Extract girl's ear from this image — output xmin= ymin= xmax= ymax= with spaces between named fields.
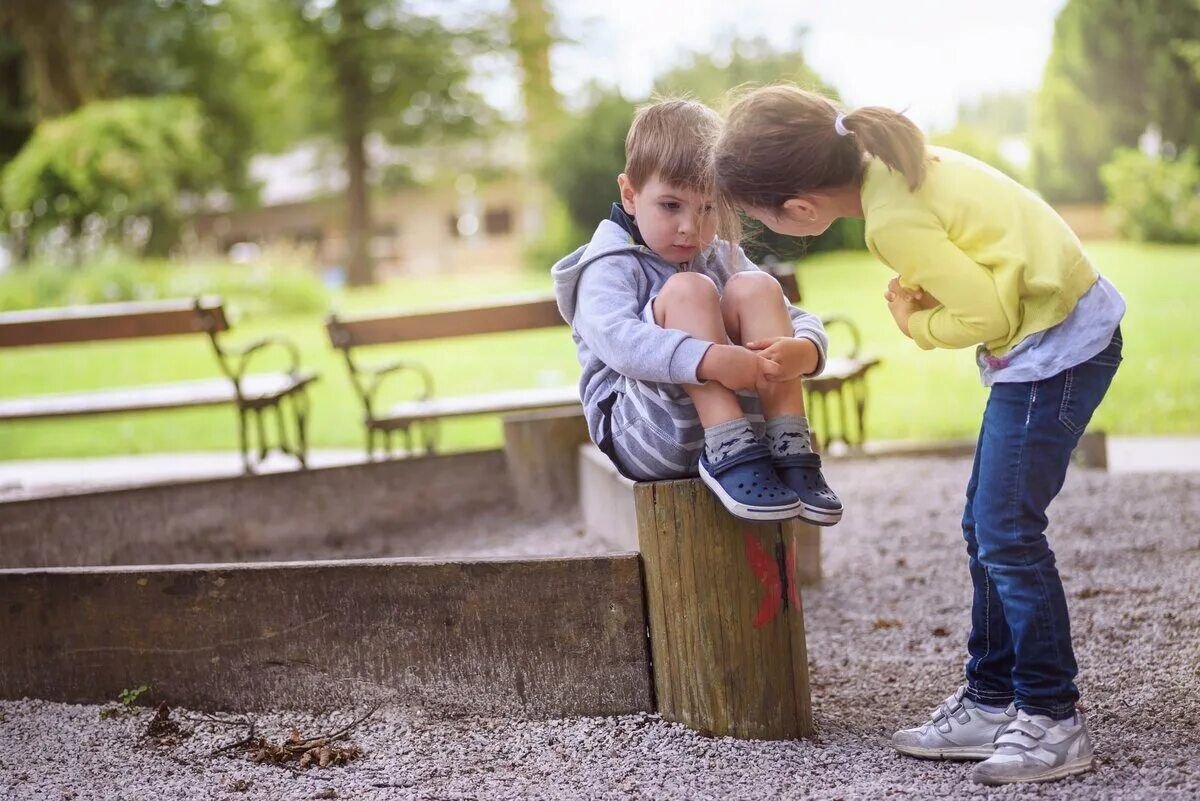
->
xmin=781 ymin=196 xmax=818 ymax=223
xmin=617 ymin=173 xmax=637 ymax=215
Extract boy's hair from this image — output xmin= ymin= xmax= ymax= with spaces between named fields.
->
xmin=713 ymin=84 xmax=928 ymax=223
xmin=624 ymin=98 xmax=722 ymax=192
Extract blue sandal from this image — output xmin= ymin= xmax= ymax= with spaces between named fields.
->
xmin=774 ymin=452 xmax=843 ymax=526
xmin=698 ymin=443 xmax=802 ymax=522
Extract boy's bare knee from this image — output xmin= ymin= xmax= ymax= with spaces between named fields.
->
xmin=655 ymin=272 xmax=720 ymax=322
xmin=723 ymin=271 xmax=783 ymax=307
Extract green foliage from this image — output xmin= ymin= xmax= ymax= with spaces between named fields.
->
xmin=99 ymin=684 xmax=149 ymax=719
xmin=118 ymin=685 xmax=149 ymax=708
xmin=955 ymin=92 xmax=1031 ymax=138
xmin=1101 ymin=148 xmax=1200 ymax=244
xmin=931 ymin=125 xmax=1022 ymax=181
xmin=0 ymin=257 xmax=329 ymax=317
xmin=0 ymin=96 xmax=222 ymax=252
xmin=1032 ymin=0 xmax=1200 ymax=202
xmin=541 ymin=88 xmax=632 ymax=242
xmin=653 ymin=35 xmax=839 ymax=106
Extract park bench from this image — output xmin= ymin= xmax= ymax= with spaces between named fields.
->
xmin=0 ymin=296 xmax=316 ymax=472
xmin=324 ymin=269 xmax=879 ymax=458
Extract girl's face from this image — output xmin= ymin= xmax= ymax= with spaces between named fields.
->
xmin=743 ymin=198 xmax=835 ymax=238
xmin=618 ymin=173 xmax=717 ymax=265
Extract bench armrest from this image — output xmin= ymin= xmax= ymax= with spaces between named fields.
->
xmin=215 ymin=335 xmax=305 ymax=381
xmin=819 ymin=315 xmax=863 ymax=360
xmin=345 ymin=357 xmax=435 ymax=422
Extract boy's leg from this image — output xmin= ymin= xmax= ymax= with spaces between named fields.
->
xmin=653 ymin=272 xmax=800 ymax=521
xmin=721 ymin=271 xmax=841 ymax=525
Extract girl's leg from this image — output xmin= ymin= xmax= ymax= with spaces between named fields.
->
xmin=962 ymin=421 xmax=1017 ymax=707
xmin=971 ymin=332 xmax=1122 ymax=718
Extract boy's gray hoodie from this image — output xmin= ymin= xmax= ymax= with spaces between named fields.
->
xmin=552 ymin=218 xmax=828 ymax=448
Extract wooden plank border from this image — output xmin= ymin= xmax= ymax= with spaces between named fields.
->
xmin=0 ymin=554 xmax=652 ymax=718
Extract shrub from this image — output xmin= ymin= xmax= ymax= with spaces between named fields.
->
xmin=1101 ymin=149 xmax=1200 ymax=244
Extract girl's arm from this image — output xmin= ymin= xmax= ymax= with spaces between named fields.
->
xmin=869 ymin=214 xmax=1015 ymax=349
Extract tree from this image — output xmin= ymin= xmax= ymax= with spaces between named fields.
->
xmin=1032 ymin=0 xmax=1200 ymax=202
xmin=0 ymin=97 xmax=224 ymax=257
xmin=654 ymin=36 xmax=860 ymax=260
xmin=289 ymin=0 xmax=492 ymax=285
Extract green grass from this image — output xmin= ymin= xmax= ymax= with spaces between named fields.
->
xmin=1 ymin=242 xmax=1195 ymax=460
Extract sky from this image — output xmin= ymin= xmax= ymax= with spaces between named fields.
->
xmin=488 ymin=0 xmax=1071 ymax=131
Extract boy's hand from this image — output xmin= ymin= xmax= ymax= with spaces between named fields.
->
xmin=698 ymin=344 xmax=779 ymax=392
xmin=744 ymin=336 xmax=819 ymax=382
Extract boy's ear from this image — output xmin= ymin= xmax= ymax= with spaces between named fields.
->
xmin=617 ymin=173 xmax=637 ymax=216
xmin=782 ymin=196 xmax=817 ymax=223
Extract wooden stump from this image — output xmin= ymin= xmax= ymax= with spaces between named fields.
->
xmin=636 ymin=478 xmax=814 ymax=740
xmin=502 ymin=407 xmax=590 ymax=512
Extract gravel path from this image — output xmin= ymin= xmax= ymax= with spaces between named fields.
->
xmin=2 ymin=456 xmax=1197 ymax=800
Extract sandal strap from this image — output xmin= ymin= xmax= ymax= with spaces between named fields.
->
xmin=704 ymin=442 xmax=774 ymax=477
xmin=774 ymin=452 xmax=823 ymax=470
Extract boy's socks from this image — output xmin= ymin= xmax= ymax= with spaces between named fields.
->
xmin=765 ymin=415 xmax=814 ymax=458
xmin=704 ymin=417 xmax=760 ymax=465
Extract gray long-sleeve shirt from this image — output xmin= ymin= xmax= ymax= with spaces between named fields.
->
xmin=552 ymin=219 xmax=828 ymax=447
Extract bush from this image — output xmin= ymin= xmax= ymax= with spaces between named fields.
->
xmin=0 ymin=258 xmax=329 ymax=316
xmin=1101 ymin=149 xmax=1200 ymax=244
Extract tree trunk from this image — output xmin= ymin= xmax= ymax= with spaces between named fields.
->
xmin=1 ymin=0 xmax=89 ymax=120
xmin=334 ymin=0 xmax=374 ymax=287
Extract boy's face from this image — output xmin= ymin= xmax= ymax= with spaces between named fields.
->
xmin=618 ymin=173 xmax=716 ymax=264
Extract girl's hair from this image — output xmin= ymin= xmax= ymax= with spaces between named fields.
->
xmin=713 ymin=85 xmax=928 ymax=228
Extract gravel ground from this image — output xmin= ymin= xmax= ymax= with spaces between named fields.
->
xmin=2 ymin=456 xmax=1198 ymax=800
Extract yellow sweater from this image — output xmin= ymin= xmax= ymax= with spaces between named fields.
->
xmin=861 ymin=146 xmax=1098 ymax=354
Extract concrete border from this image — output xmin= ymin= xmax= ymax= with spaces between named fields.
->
xmin=0 ymin=450 xmax=514 ymax=569
xmin=0 ymin=554 xmax=652 ymax=717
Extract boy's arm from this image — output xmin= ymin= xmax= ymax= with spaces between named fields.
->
xmin=573 ymin=257 xmax=712 ymax=385
xmin=869 ymin=213 xmax=1015 ymax=350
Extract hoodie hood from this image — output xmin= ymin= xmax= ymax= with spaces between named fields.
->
xmin=551 ymin=218 xmax=647 ymax=325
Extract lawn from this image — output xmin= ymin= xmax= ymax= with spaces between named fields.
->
xmin=1 ymin=241 xmax=1196 ymax=461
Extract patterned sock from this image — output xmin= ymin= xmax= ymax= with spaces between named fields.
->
xmin=765 ymin=415 xmax=814 ymax=458
xmin=704 ymin=417 xmax=760 ymax=465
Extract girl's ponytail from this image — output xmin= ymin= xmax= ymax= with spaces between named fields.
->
xmin=713 ymin=85 xmax=929 ymax=219
xmin=839 ymin=106 xmax=927 ymax=191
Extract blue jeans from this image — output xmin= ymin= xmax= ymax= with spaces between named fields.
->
xmin=962 ymin=327 xmax=1123 ymax=719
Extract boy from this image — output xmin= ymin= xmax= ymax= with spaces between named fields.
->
xmin=551 ymin=99 xmax=842 ymax=525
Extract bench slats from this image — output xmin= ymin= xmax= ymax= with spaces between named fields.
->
xmin=0 ymin=371 xmax=316 ymax=421
xmin=328 ymin=294 xmax=564 ymax=347
xmin=0 ymin=297 xmax=229 ymax=348
xmin=381 ymin=385 xmax=580 ymax=426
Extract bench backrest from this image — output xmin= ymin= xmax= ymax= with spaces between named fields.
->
xmin=0 ymin=297 xmax=228 ymax=349
xmin=325 ymin=271 xmax=800 ymax=350
xmin=326 ymin=293 xmax=565 ymax=349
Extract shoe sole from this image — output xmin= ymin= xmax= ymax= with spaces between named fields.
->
xmin=893 ymin=743 xmax=995 ymax=761
xmin=798 ymin=502 xmax=843 ymax=527
xmin=973 ymin=756 xmax=1095 ymax=785
xmin=699 ymin=461 xmax=803 ymax=522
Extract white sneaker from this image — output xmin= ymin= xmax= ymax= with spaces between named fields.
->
xmin=891 ymin=686 xmax=1017 ymax=760
xmin=972 ymin=710 xmax=1095 ymax=785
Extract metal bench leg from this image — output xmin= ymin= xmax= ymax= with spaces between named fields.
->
xmin=292 ymin=390 xmax=310 ymax=469
xmin=237 ymin=407 xmax=255 ymax=474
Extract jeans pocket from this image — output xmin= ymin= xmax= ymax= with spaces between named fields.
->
xmin=1057 ymin=360 xmax=1118 ymax=435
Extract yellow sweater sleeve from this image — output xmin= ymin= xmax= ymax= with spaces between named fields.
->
xmin=869 ymin=213 xmax=1016 ymax=351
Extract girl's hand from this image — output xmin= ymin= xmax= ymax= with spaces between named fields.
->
xmin=886 ymin=292 xmax=921 ymax=338
xmin=744 ymin=336 xmax=819 ymax=382
xmin=886 ymin=277 xmax=940 ymax=309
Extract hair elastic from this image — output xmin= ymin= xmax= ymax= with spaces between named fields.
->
xmin=834 ymin=113 xmax=850 ymax=137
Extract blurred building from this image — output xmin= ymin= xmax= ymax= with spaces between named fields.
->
xmin=187 ymin=134 xmax=546 ymax=277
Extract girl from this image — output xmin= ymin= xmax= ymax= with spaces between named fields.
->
xmin=712 ymin=85 xmax=1124 ymax=786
